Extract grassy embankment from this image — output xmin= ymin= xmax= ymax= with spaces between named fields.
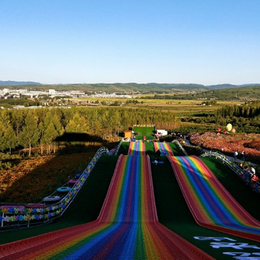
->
xmin=0 ymin=155 xmax=118 ymax=244
xmin=2 ymin=135 xmax=260 ymax=259
xmin=0 ymin=143 xmax=115 ymax=203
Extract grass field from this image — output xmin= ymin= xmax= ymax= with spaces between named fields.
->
xmin=133 ymin=126 xmax=155 ymax=140
xmin=77 ymin=97 xmax=242 ymax=115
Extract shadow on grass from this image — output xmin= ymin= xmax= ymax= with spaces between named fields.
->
xmin=55 ymin=132 xmax=105 ymax=143
xmin=0 ymin=154 xmax=118 ymax=244
xmin=0 ymin=133 xmax=119 ymax=244
xmin=0 ymin=144 xmax=102 ymax=204
xmin=0 ymin=132 xmax=119 ymax=203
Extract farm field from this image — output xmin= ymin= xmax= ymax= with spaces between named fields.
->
xmin=75 ymin=97 xmax=242 ymax=115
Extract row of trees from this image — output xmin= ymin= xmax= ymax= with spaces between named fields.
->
xmin=0 ymin=98 xmax=40 ymax=108
xmin=180 ymin=101 xmax=260 ymax=133
xmin=215 ymin=101 xmax=260 ymax=118
xmin=0 ymin=107 xmax=179 ymax=156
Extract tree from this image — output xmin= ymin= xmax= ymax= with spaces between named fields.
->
xmin=19 ymin=112 xmax=39 ymax=157
xmin=0 ymin=121 xmax=6 ymax=152
xmin=4 ymin=125 xmax=17 ymax=153
xmin=11 ymin=109 xmax=24 ymax=137
xmin=0 ymin=111 xmax=17 ymax=153
xmin=40 ymin=110 xmax=64 ymax=153
xmin=41 ymin=122 xmax=58 ymax=154
xmin=65 ymin=112 xmax=88 ymax=133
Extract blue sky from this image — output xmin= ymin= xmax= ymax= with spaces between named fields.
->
xmin=0 ymin=0 xmax=259 ymax=85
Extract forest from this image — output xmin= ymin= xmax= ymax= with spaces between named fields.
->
xmin=1 ymin=99 xmax=260 ymax=158
xmin=0 ymin=107 xmax=179 ymax=157
xmin=152 ymin=86 xmax=260 ymax=100
xmin=0 ymin=98 xmax=259 ymax=202
xmin=180 ymin=101 xmax=260 ymax=133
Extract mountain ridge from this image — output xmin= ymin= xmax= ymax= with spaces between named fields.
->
xmin=0 ymin=80 xmax=41 ymax=86
xmin=0 ymin=81 xmax=259 ymax=93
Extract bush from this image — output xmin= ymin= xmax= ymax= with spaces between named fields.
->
xmin=183 ymin=144 xmax=203 ymax=156
xmin=0 ymin=161 xmax=12 ymax=170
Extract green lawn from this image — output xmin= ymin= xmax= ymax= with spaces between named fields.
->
xmin=169 ymin=142 xmax=185 ymax=156
xmin=144 ymin=141 xmax=155 ymax=156
xmin=117 ymin=142 xmax=129 ymax=155
xmin=133 ymin=126 xmax=155 ymax=140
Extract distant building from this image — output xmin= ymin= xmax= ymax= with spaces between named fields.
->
xmin=156 ymin=129 xmax=168 ymax=136
xmin=3 ymin=88 xmax=9 ymax=94
xmin=124 ymin=131 xmax=132 ymax=138
xmin=49 ymin=89 xmax=56 ymax=95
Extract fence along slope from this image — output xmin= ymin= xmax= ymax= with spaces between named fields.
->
xmin=0 ymin=146 xmax=111 ymax=230
xmin=0 ymin=155 xmax=213 ymax=260
xmin=168 ymin=155 xmax=260 ymax=242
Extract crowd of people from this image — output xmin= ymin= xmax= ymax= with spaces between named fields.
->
xmin=242 ymin=164 xmax=259 ymax=184
xmin=236 ymin=150 xmax=259 ymax=185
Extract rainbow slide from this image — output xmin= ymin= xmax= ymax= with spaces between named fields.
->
xmin=154 ymin=142 xmax=174 ymax=156
xmin=168 ymin=156 xmax=260 ymax=242
xmin=0 ymin=155 xmax=213 ymax=260
xmin=128 ymin=140 xmax=146 ymax=155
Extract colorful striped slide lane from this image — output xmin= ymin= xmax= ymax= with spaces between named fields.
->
xmin=154 ymin=142 xmax=174 ymax=156
xmin=168 ymin=155 xmax=260 ymax=242
xmin=0 ymin=155 xmax=213 ymax=260
xmin=128 ymin=140 xmax=146 ymax=155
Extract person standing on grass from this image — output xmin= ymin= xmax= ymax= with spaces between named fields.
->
xmin=243 ymin=164 xmax=250 ymax=183
xmin=251 ymin=174 xmax=259 ymax=183
xmin=249 ymin=166 xmax=259 ymax=185
xmin=234 ymin=150 xmax=238 ymax=161
xmin=250 ymin=166 xmax=256 ymax=177
xmin=241 ymin=150 xmax=245 ymax=161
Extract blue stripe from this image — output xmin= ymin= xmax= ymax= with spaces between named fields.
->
xmin=185 ymin=157 xmax=235 ymax=223
xmin=178 ymin=156 xmax=231 ymax=223
xmin=117 ymin=156 xmax=132 ymax=222
xmin=178 ymin=156 xmax=260 ymax=235
xmin=61 ymin=222 xmax=120 ymax=260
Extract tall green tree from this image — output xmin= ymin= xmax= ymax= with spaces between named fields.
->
xmin=0 ymin=121 xmax=7 ymax=152
xmin=65 ymin=112 xmax=88 ymax=133
xmin=4 ymin=125 xmax=17 ymax=153
xmin=11 ymin=109 xmax=24 ymax=137
xmin=41 ymin=122 xmax=58 ymax=154
xmin=19 ymin=112 xmax=39 ymax=157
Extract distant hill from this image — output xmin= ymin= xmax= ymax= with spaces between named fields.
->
xmin=0 ymin=81 xmax=259 ymax=96
xmin=207 ymin=84 xmax=240 ymax=90
xmin=0 ymin=82 xmax=209 ymax=93
xmin=207 ymin=84 xmax=260 ymax=90
xmin=181 ymin=85 xmax=260 ymax=100
xmin=0 ymin=80 xmax=41 ymax=86
xmin=50 ymin=83 xmax=209 ymax=93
